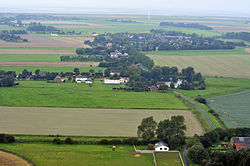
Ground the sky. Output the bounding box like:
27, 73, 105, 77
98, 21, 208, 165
1, 0, 250, 17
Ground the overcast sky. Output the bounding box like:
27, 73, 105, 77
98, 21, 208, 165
1, 0, 250, 16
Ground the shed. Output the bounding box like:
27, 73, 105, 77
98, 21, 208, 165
155, 141, 169, 152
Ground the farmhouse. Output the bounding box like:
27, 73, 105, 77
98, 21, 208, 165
148, 86, 159, 92
155, 141, 169, 151
165, 79, 183, 88
104, 79, 120, 85
65, 72, 74, 78
95, 73, 104, 78
110, 51, 122, 58
110, 70, 120, 76
231, 137, 250, 150
81, 72, 90, 77
54, 75, 64, 83
120, 77, 130, 84
75, 76, 88, 83
85, 79, 92, 84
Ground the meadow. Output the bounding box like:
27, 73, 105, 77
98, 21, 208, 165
0, 143, 154, 166
155, 152, 182, 166
0, 54, 69, 62
0, 106, 202, 136
207, 90, 250, 128
0, 80, 188, 109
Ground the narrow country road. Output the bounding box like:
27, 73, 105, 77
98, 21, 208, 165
182, 147, 190, 166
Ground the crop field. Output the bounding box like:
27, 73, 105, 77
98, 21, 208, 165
207, 90, 250, 128
0, 143, 154, 166
0, 150, 30, 166
155, 152, 182, 166
0, 49, 75, 55
148, 50, 250, 78
0, 81, 187, 110
0, 66, 104, 73
0, 106, 202, 136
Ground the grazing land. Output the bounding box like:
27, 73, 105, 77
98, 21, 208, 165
0, 143, 154, 166
0, 81, 188, 109
148, 52, 250, 78
0, 151, 31, 166
0, 107, 202, 136
207, 90, 250, 128
155, 152, 182, 166
0, 49, 76, 55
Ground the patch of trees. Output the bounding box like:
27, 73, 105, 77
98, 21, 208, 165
15, 14, 83, 21
222, 32, 250, 42
160, 22, 213, 30
60, 55, 104, 62
137, 116, 186, 149
0, 70, 15, 87
27, 22, 59, 33
0, 30, 28, 42
0, 17, 25, 27
0, 134, 15, 143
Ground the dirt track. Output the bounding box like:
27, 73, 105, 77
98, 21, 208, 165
0, 61, 99, 67
0, 151, 31, 166
0, 49, 76, 55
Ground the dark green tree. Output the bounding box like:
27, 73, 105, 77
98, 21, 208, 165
137, 116, 157, 142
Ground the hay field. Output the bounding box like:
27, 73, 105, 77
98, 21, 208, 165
0, 151, 30, 166
148, 54, 250, 78
0, 107, 202, 136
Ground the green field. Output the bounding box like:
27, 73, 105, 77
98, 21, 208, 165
0, 66, 105, 73
0, 80, 187, 109
0, 143, 154, 166
0, 47, 75, 50
207, 90, 250, 128
155, 152, 182, 166
148, 49, 250, 78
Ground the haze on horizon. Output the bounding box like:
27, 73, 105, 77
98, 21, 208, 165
1, 0, 250, 17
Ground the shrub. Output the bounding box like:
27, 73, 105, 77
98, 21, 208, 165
0, 134, 15, 143
100, 139, 109, 145
53, 138, 62, 144
147, 144, 154, 150
65, 137, 73, 144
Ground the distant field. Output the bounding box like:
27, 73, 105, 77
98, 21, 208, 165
0, 49, 76, 55
148, 51, 250, 78
0, 144, 153, 166
155, 152, 182, 166
0, 150, 30, 166
0, 107, 202, 136
207, 90, 250, 128
0, 66, 104, 73
0, 81, 188, 110
0, 54, 65, 62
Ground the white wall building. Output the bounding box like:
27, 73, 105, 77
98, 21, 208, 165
165, 79, 183, 88
155, 141, 169, 152
104, 79, 120, 85
75, 76, 88, 83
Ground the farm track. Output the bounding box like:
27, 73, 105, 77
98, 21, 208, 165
0, 61, 99, 67
0, 49, 76, 55
0, 151, 31, 166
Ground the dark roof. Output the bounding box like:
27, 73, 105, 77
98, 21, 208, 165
155, 141, 168, 148
110, 70, 120, 73
232, 137, 250, 144
81, 72, 90, 76
95, 73, 103, 76
65, 72, 74, 75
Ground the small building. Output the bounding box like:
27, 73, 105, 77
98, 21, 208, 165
75, 76, 88, 83
155, 141, 169, 152
231, 137, 250, 150
65, 72, 74, 78
165, 79, 183, 88
148, 86, 159, 92
85, 79, 92, 84
104, 79, 120, 85
110, 70, 120, 76
39, 71, 47, 77
120, 77, 130, 84
106, 43, 113, 47
81, 72, 90, 77
95, 73, 104, 78
54, 75, 64, 83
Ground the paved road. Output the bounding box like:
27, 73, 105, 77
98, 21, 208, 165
182, 147, 189, 166
173, 91, 216, 129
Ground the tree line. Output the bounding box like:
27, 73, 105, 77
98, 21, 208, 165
160, 22, 213, 30
0, 30, 28, 42
222, 32, 250, 42
0, 70, 15, 87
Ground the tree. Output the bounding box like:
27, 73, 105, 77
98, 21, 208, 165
187, 145, 209, 164
74, 68, 80, 75
35, 69, 40, 76
89, 69, 95, 75
137, 116, 157, 142
0, 75, 15, 87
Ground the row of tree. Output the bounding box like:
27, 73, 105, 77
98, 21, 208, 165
0, 30, 28, 42
222, 32, 250, 42
160, 22, 213, 30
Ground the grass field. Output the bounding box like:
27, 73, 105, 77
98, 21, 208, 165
207, 90, 250, 128
148, 49, 250, 78
0, 54, 69, 62
0, 80, 188, 110
0, 143, 154, 166
0, 66, 105, 73
155, 152, 182, 166
0, 107, 202, 136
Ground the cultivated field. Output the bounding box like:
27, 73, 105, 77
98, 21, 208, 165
0, 151, 30, 166
0, 49, 75, 55
0, 61, 99, 67
0, 144, 154, 166
207, 90, 250, 128
148, 53, 250, 78
155, 152, 182, 166
0, 107, 202, 136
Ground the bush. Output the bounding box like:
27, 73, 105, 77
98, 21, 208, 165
53, 138, 62, 144
208, 109, 215, 114
0, 134, 15, 143
100, 139, 109, 144
147, 144, 154, 150
65, 137, 73, 144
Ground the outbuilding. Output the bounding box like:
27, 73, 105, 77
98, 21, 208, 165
155, 141, 169, 152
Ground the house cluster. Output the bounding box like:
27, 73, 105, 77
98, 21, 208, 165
231, 137, 250, 150
109, 50, 129, 59
148, 79, 184, 92
104, 70, 130, 85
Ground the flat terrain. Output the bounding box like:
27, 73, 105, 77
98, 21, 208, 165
0, 61, 99, 67
0, 144, 153, 166
155, 152, 182, 166
0, 107, 202, 136
0, 151, 31, 166
148, 53, 250, 78
0, 49, 76, 55
0, 81, 188, 110
207, 90, 250, 128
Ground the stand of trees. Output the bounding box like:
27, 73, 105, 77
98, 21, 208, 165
0, 30, 28, 42
27, 22, 59, 33
160, 22, 213, 30
0, 70, 15, 87
222, 32, 250, 42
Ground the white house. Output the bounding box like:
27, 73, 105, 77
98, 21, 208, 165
75, 76, 88, 83
155, 141, 169, 152
85, 79, 92, 84
165, 79, 183, 88
104, 79, 120, 85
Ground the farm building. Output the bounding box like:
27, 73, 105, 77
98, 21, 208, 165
95, 73, 104, 78
231, 137, 250, 150
54, 75, 64, 83
104, 79, 120, 85
120, 77, 130, 84
155, 141, 169, 152
110, 70, 120, 76
81, 72, 90, 77
65, 72, 74, 78
165, 79, 183, 88
75, 76, 88, 83
85, 79, 92, 84
110, 51, 122, 58
148, 86, 159, 92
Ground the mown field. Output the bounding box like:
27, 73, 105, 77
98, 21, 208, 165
0, 150, 31, 166
207, 90, 250, 128
148, 48, 250, 78
0, 54, 69, 62
0, 66, 105, 73
0, 143, 154, 166
155, 152, 182, 166
0, 107, 202, 136
0, 80, 187, 109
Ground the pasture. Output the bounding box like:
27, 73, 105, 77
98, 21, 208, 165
0, 80, 188, 110
0, 143, 154, 166
155, 152, 182, 166
0, 49, 75, 55
207, 90, 250, 128
0, 107, 202, 136
0, 54, 69, 62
